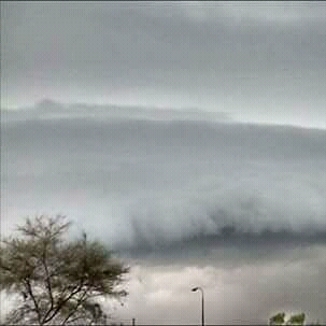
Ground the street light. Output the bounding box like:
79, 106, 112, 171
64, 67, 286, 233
191, 286, 204, 326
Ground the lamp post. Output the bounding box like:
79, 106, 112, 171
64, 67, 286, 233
191, 286, 204, 326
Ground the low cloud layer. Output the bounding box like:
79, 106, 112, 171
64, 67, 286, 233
2, 102, 326, 253
76, 245, 326, 324
116, 246, 326, 325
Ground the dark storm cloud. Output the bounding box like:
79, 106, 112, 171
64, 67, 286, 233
2, 104, 326, 254
2, 1, 326, 126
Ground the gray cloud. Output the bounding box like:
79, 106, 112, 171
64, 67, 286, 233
115, 246, 326, 325
2, 2, 326, 127
1, 99, 232, 123
2, 103, 326, 253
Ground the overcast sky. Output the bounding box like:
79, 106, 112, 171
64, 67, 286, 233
1, 1, 326, 127
1, 2, 326, 324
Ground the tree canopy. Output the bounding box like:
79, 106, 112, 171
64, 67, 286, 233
0, 215, 129, 325
269, 312, 320, 325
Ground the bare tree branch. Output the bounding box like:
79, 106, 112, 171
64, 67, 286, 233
60, 289, 89, 325
40, 243, 54, 323
25, 278, 42, 325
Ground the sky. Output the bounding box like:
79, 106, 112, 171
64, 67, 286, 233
1, 1, 326, 128
1, 1, 326, 325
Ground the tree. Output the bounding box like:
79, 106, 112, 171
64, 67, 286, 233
269, 312, 286, 325
269, 312, 320, 326
0, 215, 129, 325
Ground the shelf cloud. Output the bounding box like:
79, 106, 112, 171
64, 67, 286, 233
2, 102, 326, 254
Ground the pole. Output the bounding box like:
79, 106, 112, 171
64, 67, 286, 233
132, 317, 135, 326
201, 289, 204, 326
191, 286, 205, 326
